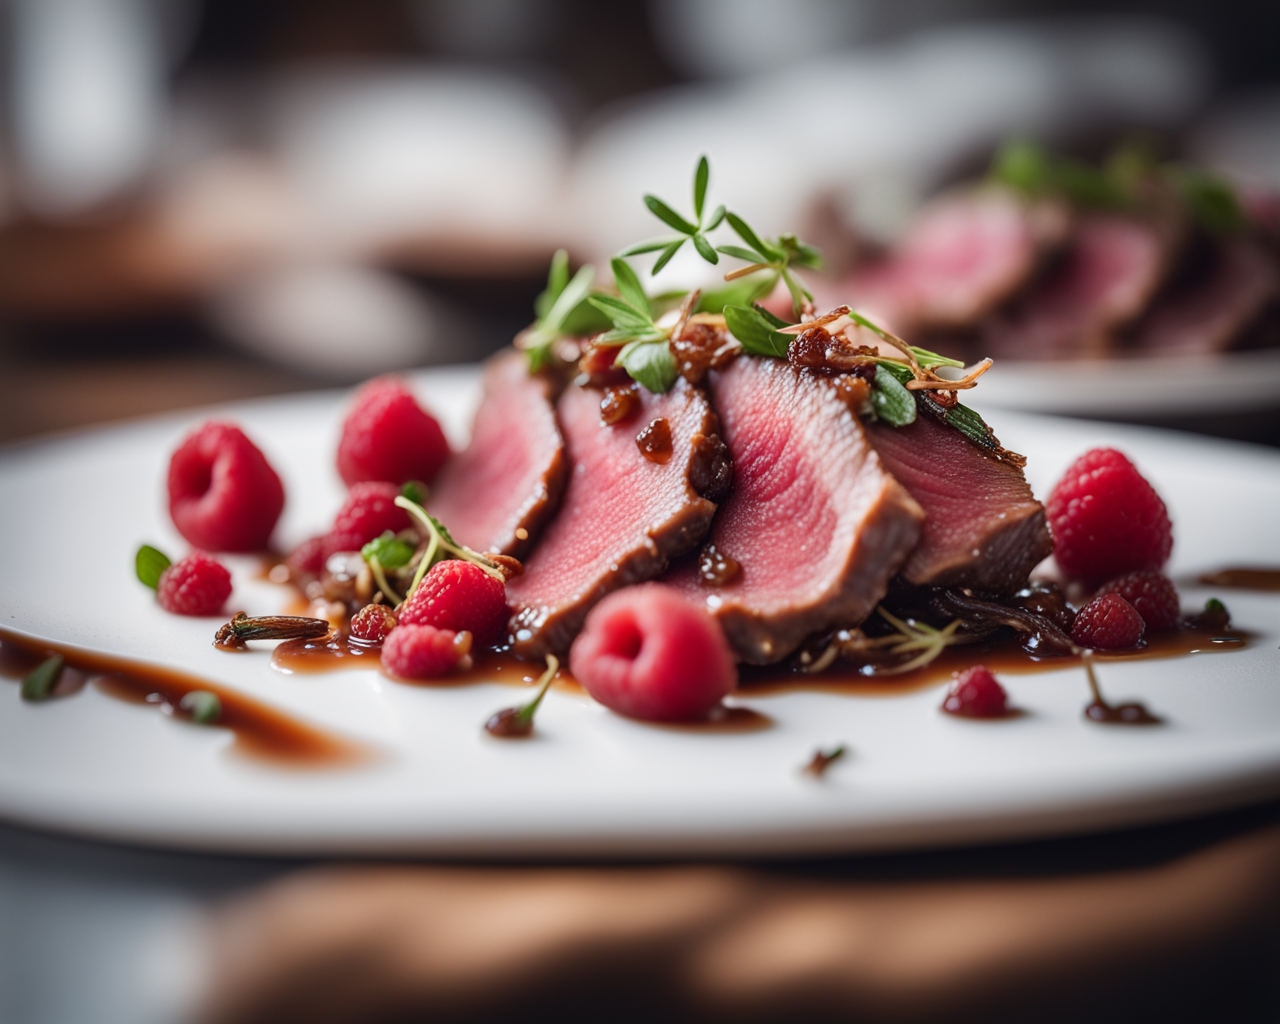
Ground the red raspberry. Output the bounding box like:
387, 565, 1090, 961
156, 553, 233, 616
1096, 571, 1180, 631
1045, 448, 1172, 587
350, 604, 398, 644
382, 624, 472, 679
568, 584, 737, 722
336, 377, 450, 488
285, 534, 328, 579
331, 482, 411, 547
168, 422, 285, 552
398, 561, 507, 646
941, 665, 1009, 718
1071, 593, 1145, 649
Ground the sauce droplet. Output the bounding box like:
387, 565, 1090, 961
636, 417, 673, 463
1085, 700, 1161, 725
698, 542, 741, 587
600, 384, 641, 425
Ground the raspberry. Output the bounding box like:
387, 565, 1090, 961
568, 584, 737, 722
941, 665, 1009, 718
156, 553, 233, 616
167, 422, 285, 552
350, 604, 398, 644
382, 624, 472, 679
398, 561, 507, 646
1096, 571, 1180, 631
1071, 593, 1145, 649
1045, 448, 1172, 587
331, 482, 411, 547
336, 377, 450, 488
285, 534, 328, 579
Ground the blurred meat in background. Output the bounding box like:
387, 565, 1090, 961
0, 0, 1277, 439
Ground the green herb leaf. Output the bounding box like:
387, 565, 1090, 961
534, 248, 570, 320
943, 402, 994, 446
362, 534, 415, 570
871, 364, 917, 426
427, 513, 458, 548
692, 232, 719, 264
693, 155, 709, 221
618, 340, 679, 393
1169, 165, 1245, 234
400, 480, 428, 506
723, 305, 790, 358
135, 544, 171, 590
21, 654, 64, 702
752, 303, 793, 329
644, 195, 697, 235
651, 238, 685, 274
610, 257, 650, 316
621, 237, 677, 256
1205, 597, 1226, 613
908, 346, 965, 370
705, 204, 726, 230
696, 273, 777, 314
991, 138, 1050, 193
587, 294, 652, 329
523, 258, 595, 371
726, 213, 781, 262
180, 690, 222, 725
716, 244, 765, 263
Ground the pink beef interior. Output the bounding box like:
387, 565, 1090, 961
429, 350, 566, 559
668, 358, 923, 664
505, 379, 718, 658
867, 413, 1052, 595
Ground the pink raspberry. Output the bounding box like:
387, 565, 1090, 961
941, 665, 1009, 718
156, 553, 233, 616
167, 422, 285, 552
350, 604, 398, 644
331, 482, 411, 547
285, 534, 328, 579
569, 584, 737, 722
1045, 448, 1172, 587
1071, 593, 1145, 649
1096, 571, 1180, 632
382, 624, 472, 679
336, 377, 450, 488
399, 561, 507, 646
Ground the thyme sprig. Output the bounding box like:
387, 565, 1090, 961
803, 607, 978, 676
394, 496, 507, 598
622, 155, 727, 274
517, 249, 595, 372
718, 215, 823, 320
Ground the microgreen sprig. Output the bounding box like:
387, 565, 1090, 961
135, 544, 172, 590
361, 533, 415, 605
484, 655, 559, 738
622, 155, 727, 275
517, 249, 595, 372
395, 496, 506, 599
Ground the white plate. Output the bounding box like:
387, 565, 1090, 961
1, 366, 1279, 858
970, 348, 1280, 417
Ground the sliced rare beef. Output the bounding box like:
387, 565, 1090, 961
866, 412, 1052, 595
834, 187, 1068, 334
983, 210, 1180, 360
428, 350, 567, 560
1128, 238, 1277, 355
666, 357, 924, 665
505, 379, 729, 659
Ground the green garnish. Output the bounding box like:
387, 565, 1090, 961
361, 534, 414, 570
135, 544, 172, 590
722, 304, 790, 358
518, 249, 596, 371
179, 690, 221, 725
622, 155, 727, 274
1168, 165, 1246, 234
587, 257, 680, 393
400, 480, 429, 506
395, 496, 506, 598
1205, 598, 1226, 612
803, 744, 847, 777
21, 655, 64, 702
869, 365, 917, 427
718, 214, 822, 320
484, 655, 559, 737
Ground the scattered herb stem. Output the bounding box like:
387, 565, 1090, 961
395, 496, 506, 598
485, 655, 559, 738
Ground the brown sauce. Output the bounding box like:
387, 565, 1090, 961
272, 632, 384, 675
0, 627, 365, 768
600, 384, 640, 425
1198, 567, 1280, 591
698, 542, 741, 587
649, 705, 773, 733
739, 624, 1252, 697
636, 417, 673, 463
